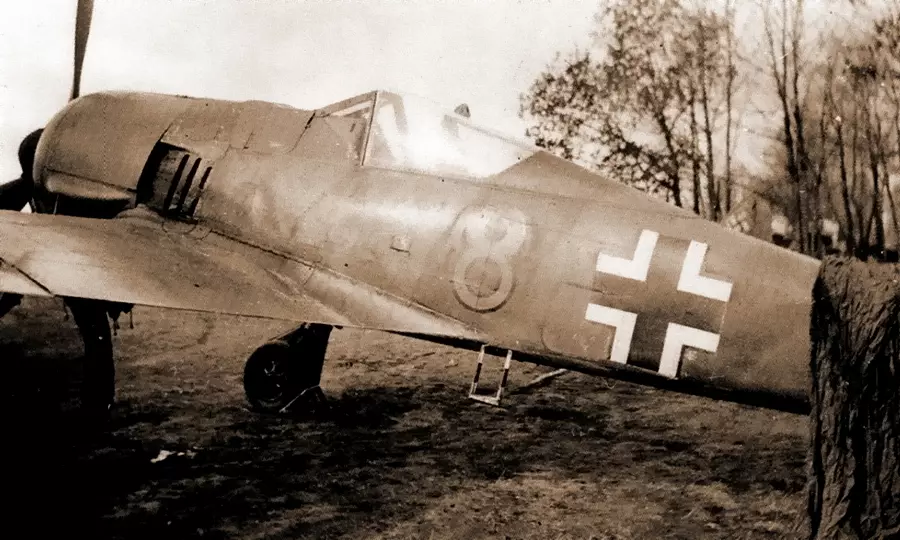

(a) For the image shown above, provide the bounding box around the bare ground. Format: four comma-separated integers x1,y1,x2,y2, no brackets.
0,296,809,539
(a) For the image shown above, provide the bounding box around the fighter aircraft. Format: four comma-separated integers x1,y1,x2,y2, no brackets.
0,0,822,417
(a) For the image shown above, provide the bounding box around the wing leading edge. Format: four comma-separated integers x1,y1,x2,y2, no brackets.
0,209,479,340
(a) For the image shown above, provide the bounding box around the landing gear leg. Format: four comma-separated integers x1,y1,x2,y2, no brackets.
243,323,332,414
0,293,23,319
65,297,115,422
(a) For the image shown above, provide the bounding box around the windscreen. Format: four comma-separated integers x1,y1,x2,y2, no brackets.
365,91,534,178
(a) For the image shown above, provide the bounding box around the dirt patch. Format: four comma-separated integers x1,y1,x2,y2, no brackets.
0,296,808,539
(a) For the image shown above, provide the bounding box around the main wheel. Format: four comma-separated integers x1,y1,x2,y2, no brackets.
243,324,332,414
242,340,299,413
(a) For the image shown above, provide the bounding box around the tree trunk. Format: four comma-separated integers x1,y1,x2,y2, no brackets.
836,123,857,256
869,105,886,258
884,185,900,256
723,0,735,214
654,110,683,208
852,101,863,254
701,68,718,222
690,82,702,216
807,256,900,539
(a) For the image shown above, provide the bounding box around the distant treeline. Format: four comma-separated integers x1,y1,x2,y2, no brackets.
520,0,900,261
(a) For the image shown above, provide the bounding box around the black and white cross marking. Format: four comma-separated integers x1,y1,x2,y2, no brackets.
584,229,733,378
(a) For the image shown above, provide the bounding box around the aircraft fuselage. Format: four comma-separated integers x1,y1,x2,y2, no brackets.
30,91,821,412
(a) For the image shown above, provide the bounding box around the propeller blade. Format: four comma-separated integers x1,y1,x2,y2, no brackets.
70,0,94,101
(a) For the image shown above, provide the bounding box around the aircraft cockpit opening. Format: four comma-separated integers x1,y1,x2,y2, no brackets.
364,91,535,179
321,90,535,178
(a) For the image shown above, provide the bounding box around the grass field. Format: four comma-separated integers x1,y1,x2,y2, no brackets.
0,296,810,539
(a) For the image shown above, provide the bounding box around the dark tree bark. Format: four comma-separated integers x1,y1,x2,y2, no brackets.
807,256,900,539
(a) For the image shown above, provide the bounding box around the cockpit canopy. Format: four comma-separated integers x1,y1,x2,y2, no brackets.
322,90,535,179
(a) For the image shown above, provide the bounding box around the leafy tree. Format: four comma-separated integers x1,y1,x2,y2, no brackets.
520,0,738,217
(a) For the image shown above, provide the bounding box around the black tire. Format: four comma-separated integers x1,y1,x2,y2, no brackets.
243,340,301,413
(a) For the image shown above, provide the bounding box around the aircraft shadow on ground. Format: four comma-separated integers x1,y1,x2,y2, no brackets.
0,363,808,539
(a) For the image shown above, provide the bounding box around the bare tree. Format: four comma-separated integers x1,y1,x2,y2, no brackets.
761,0,818,255
802,6,900,260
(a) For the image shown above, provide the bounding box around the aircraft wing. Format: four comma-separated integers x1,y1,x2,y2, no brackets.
0,209,479,339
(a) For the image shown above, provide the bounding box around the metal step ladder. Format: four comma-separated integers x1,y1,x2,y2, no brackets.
468,345,513,406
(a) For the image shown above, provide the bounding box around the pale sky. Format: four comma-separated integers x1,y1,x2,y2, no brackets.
0,0,872,190
0,0,599,181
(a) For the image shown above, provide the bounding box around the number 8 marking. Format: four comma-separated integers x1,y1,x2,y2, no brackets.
452,207,528,311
